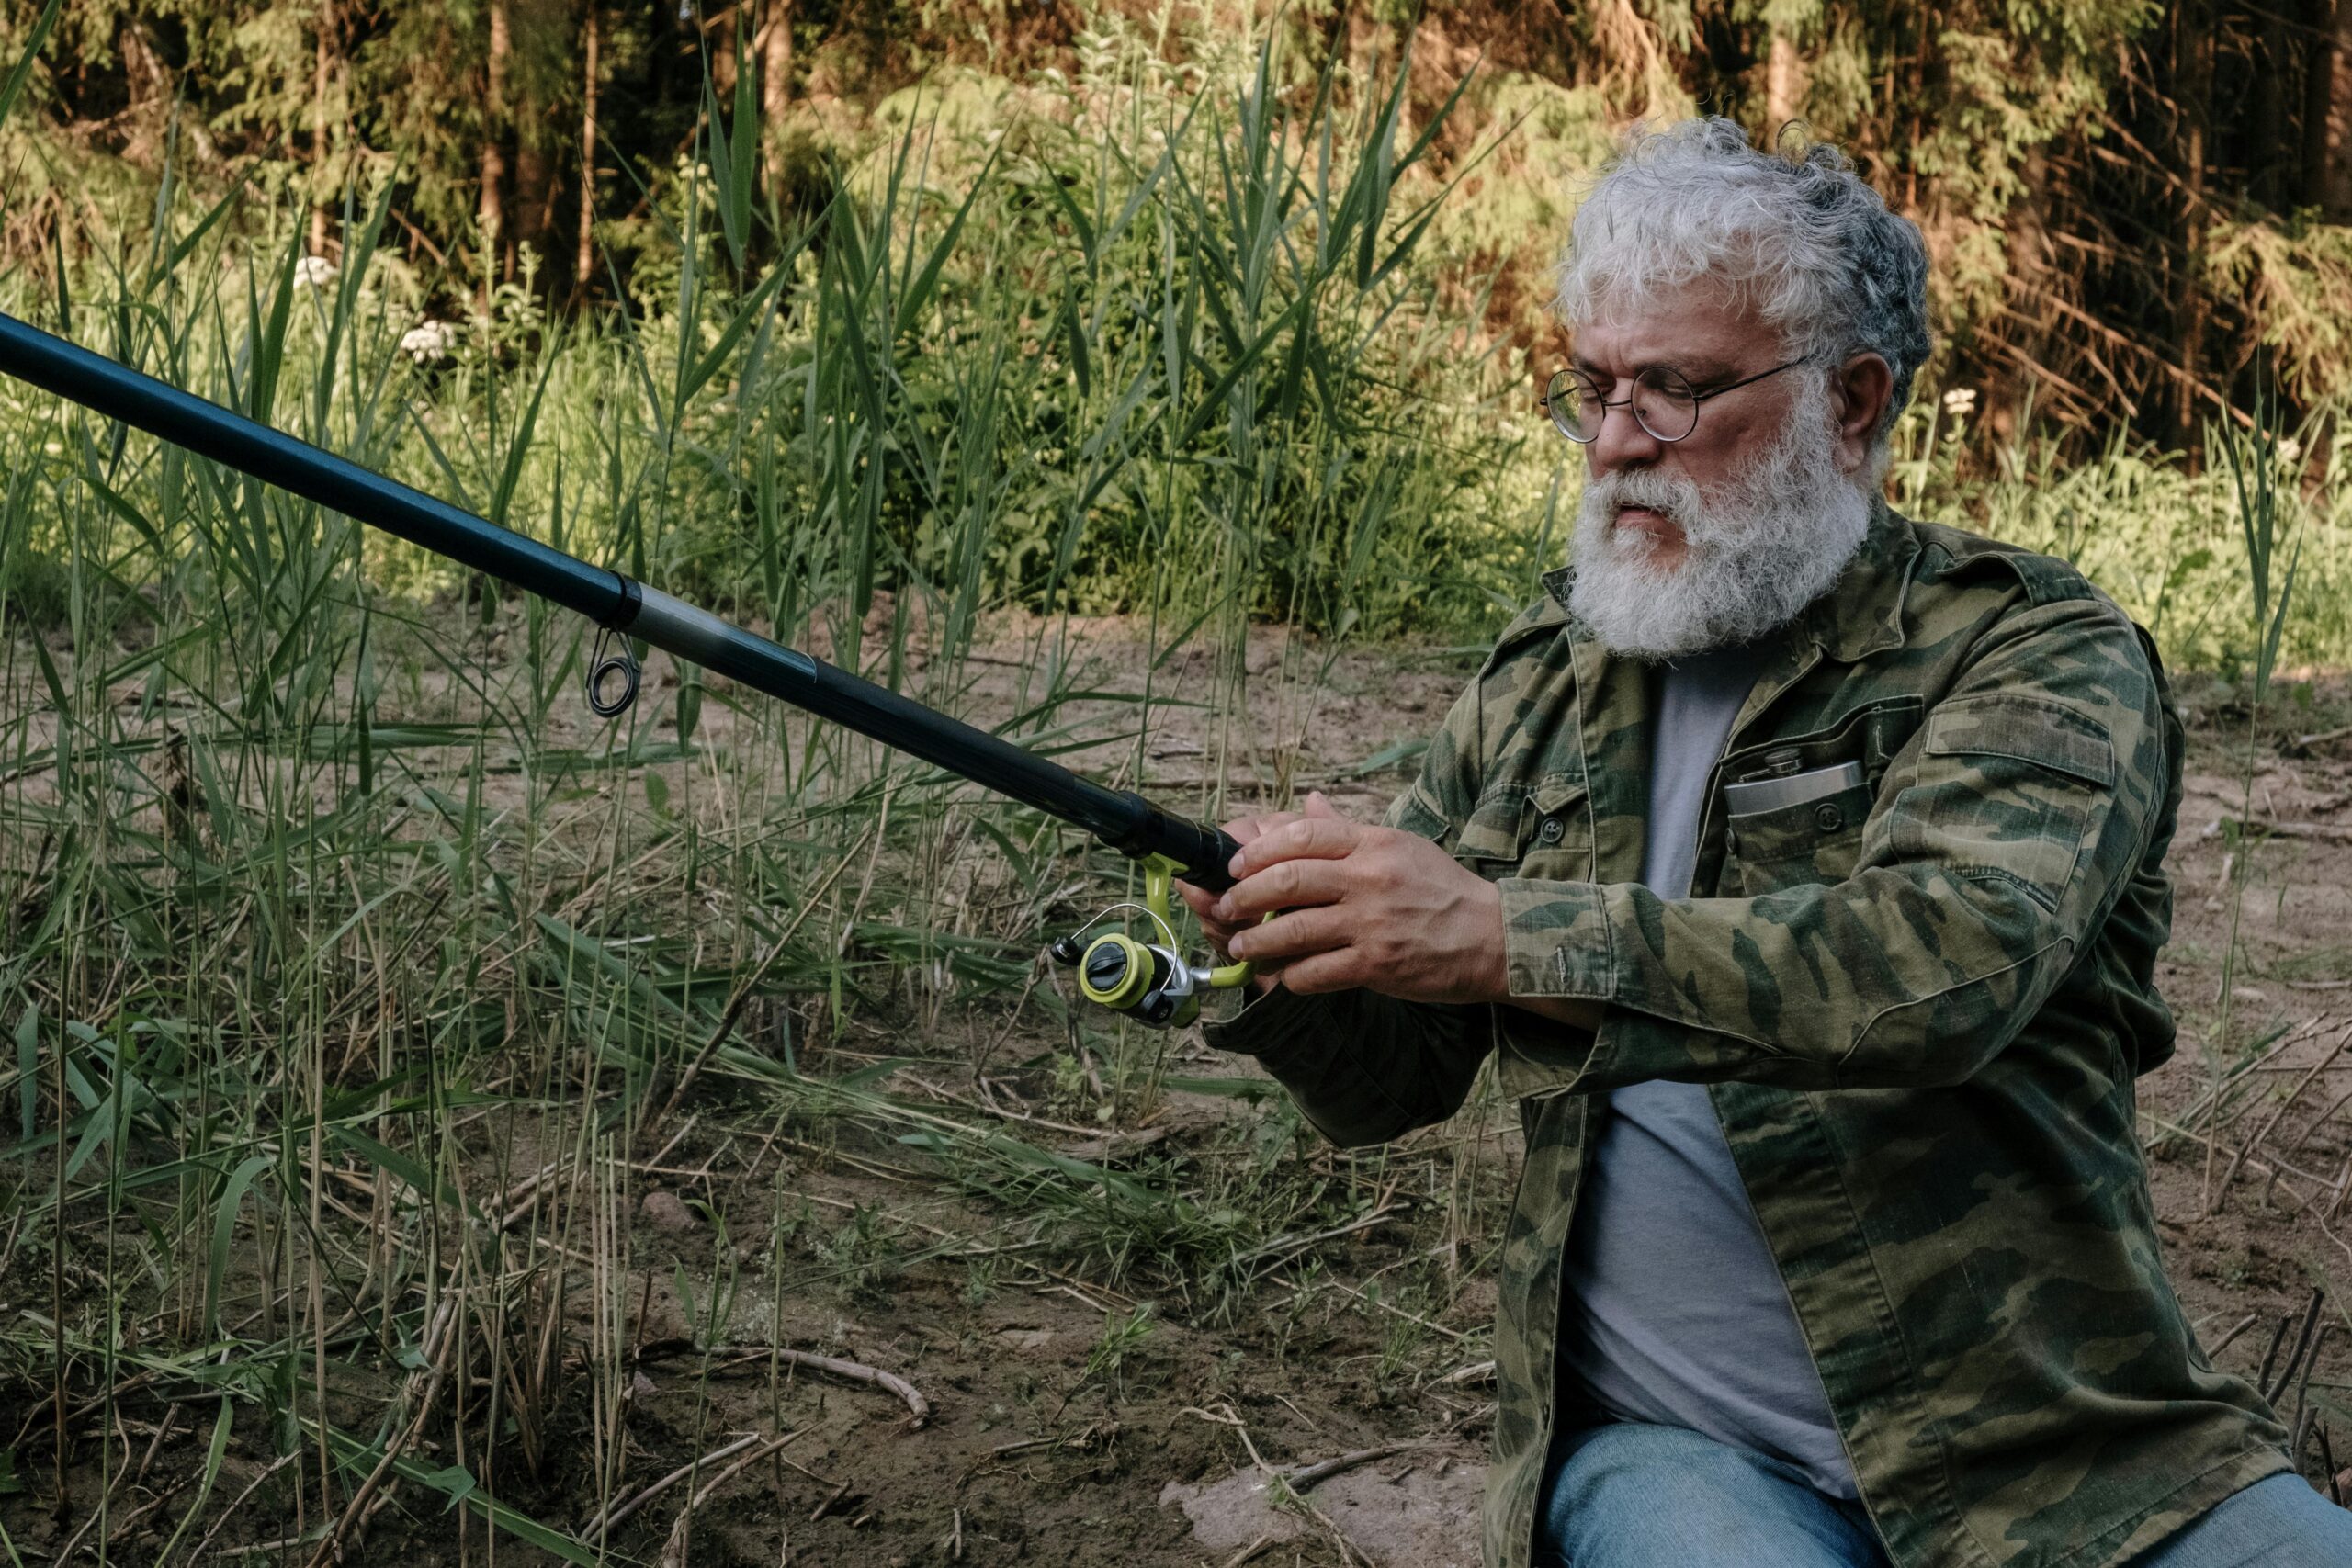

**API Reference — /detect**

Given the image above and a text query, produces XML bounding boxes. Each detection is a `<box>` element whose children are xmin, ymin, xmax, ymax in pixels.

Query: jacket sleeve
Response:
<box><xmin>1200</xmin><ymin>677</ymin><xmax>1504</xmax><ymax>1146</ymax></box>
<box><xmin>1495</xmin><ymin>594</ymin><xmax>2171</xmax><ymax>1092</ymax></box>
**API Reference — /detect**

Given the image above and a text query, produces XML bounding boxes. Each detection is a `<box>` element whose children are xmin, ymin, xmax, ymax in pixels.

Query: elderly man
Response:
<box><xmin>1177</xmin><ymin>120</ymin><xmax>2352</xmax><ymax>1568</ymax></box>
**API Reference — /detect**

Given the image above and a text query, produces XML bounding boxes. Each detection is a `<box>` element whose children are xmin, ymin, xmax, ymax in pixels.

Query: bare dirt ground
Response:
<box><xmin>4</xmin><ymin>608</ymin><xmax>2351</xmax><ymax>1566</ymax></box>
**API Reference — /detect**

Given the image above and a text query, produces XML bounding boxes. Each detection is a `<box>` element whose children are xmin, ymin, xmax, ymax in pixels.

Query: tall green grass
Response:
<box><xmin>0</xmin><ymin>21</ymin><xmax>1535</xmax><ymax>1559</ymax></box>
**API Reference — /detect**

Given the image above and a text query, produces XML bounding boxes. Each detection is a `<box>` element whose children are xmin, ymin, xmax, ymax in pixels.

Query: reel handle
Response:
<box><xmin>1047</xmin><ymin>850</ymin><xmax>1258</xmax><ymax>1029</ymax></box>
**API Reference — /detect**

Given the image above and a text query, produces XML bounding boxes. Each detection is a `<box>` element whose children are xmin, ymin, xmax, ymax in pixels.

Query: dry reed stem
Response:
<box><xmin>657</xmin><ymin>1430</ymin><xmax>806</xmax><ymax>1568</ymax></box>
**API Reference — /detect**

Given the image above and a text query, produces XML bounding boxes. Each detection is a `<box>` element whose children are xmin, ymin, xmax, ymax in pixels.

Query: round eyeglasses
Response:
<box><xmin>1540</xmin><ymin>358</ymin><xmax>1813</xmax><ymax>444</ymax></box>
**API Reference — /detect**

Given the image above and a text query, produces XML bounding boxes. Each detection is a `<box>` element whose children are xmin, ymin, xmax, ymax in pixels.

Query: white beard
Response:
<box><xmin>1566</xmin><ymin>392</ymin><xmax>1872</xmax><ymax>660</ymax></box>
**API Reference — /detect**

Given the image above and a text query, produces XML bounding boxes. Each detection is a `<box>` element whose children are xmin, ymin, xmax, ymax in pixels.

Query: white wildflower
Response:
<box><xmin>1940</xmin><ymin>387</ymin><xmax>1977</xmax><ymax>418</ymax></box>
<box><xmin>399</xmin><ymin>320</ymin><xmax>459</xmax><ymax>363</ymax></box>
<box><xmin>2278</xmin><ymin>437</ymin><xmax>2302</xmax><ymax>464</ymax></box>
<box><xmin>294</xmin><ymin>255</ymin><xmax>338</xmax><ymax>288</ymax></box>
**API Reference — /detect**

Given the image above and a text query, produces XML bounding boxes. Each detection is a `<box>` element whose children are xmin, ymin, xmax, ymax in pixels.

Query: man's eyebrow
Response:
<box><xmin>1571</xmin><ymin>355</ymin><xmax>1740</xmax><ymax>382</ymax></box>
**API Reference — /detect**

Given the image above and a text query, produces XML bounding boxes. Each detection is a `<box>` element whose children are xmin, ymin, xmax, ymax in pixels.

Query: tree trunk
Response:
<box><xmin>578</xmin><ymin>3</ymin><xmax>599</xmax><ymax>289</ymax></box>
<box><xmin>762</xmin><ymin>0</ymin><xmax>793</xmax><ymax>197</ymax></box>
<box><xmin>2317</xmin><ymin>0</ymin><xmax>2352</xmax><ymax>219</ymax></box>
<box><xmin>2176</xmin><ymin>3</ymin><xmax>2211</xmax><ymax>461</ymax></box>
<box><xmin>481</xmin><ymin>0</ymin><xmax>512</xmax><ymax>293</ymax></box>
<box><xmin>1766</xmin><ymin>28</ymin><xmax>1803</xmax><ymax>134</ymax></box>
<box><xmin>1995</xmin><ymin>143</ymin><xmax>2053</xmax><ymax>443</ymax></box>
<box><xmin>2252</xmin><ymin>7</ymin><xmax>2286</xmax><ymax>209</ymax></box>
<box><xmin>516</xmin><ymin>118</ymin><xmax>550</xmax><ymax>274</ymax></box>
<box><xmin>311</xmin><ymin>2</ymin><xmax>334</xmax><ymax>257</ymax></box>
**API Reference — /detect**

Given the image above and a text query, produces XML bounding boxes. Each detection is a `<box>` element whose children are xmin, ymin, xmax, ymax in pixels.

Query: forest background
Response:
<box><xmin>10</xmin><ymin>0</ymin><xmax>2352</xmax><ymax>658</ymax></box>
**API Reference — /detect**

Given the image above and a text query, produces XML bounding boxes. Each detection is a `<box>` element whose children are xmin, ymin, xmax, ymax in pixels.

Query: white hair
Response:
<box><xmin>1555</xmin><ymin>118</ymin><xmax>1932</xmax><ymax>461</ymax></box>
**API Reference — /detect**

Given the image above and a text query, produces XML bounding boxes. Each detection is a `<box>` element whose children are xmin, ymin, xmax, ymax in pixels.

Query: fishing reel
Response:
<box><xmin>1046</xmin><ymin>854</ymin><xmax>1252</xmax><ymax>1028</ymax></box>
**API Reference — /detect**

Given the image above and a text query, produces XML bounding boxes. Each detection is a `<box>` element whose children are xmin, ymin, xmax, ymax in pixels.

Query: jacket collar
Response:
<box><xmin>1535</xmin><ymin>496</ymin><xmax>1922</xmax><ymax>667</ymax></box>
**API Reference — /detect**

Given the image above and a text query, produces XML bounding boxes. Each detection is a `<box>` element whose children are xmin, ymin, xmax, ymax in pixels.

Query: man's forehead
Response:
<box><xmin>1570</xmin><ymin>282</ymin><xmax>1763</xmax><ymax>372</ymax></box>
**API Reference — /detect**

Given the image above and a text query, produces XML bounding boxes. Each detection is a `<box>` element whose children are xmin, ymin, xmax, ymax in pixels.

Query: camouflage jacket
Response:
<box><xmin>1204</xmin><ymin>502</ymin><xmax>2290</xmax><ymax>1568</ymax></box>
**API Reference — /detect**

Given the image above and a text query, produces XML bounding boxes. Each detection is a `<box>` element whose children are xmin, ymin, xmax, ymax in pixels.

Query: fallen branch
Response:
<box><xmin>635</xmin><ymin>1340</ymin><xmax>931</xmax><ymax>1426</ymax></box>
<box><xmin>2292</xmin><ymin>723</ymin><xmax>2352</xmax><ymax>750</ymax></box>
<box><xmin>1283</xmin><ymin>1440</ymin><xmax>1439</xmax><ymax>1490</ymax></box>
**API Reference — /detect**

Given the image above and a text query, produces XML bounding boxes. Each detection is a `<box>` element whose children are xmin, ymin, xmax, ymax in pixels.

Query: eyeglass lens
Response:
<box><xmin>1544</xmin><ymin>367</ymin><xmax>1701</xmax><ymax>443</ymax></box>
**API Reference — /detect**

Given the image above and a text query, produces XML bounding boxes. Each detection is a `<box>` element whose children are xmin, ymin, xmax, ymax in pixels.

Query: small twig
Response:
<box><xmin>1283</xmin><ymin>1440</ymin><xmax>1438</xmax><ymax>1490</ymax></box>
<box><xmin>1275</xmin><ymin>1271</ymin><xmax>1468</xmax><ymax>1342</ymax></box>
<box><xmin>186</xmin><ymin>1450</ymin><xmax>302</xmax><ymax>1563</ymax></box>
<box><xmin>637</xmin><ymin>1341</ymin><xmax>930</xmax><ymax>1425</ymax></box>
<box><xmin>2207</xmin><ymin>1313</ymin><xmax>2263</xmax><ymax>1358</ymax></box>
<box><xmin>588</xmin><ymin>1431</ymin><xmax>767</xmax><ymax>1539</ymax></box>
<box><xmin>660</xmin><ymin>1432</ymin><xmax>804</xmax><ymax>1568</ymax></box>
<box><xmin>2212</xmin><ymin>1033</ymin><xmax>2346</xmax><ymax>1204</ymax></box>
<box><xmin>1181</xmin><ymin>1404</ymin><xmax>1364</xmax><ymax>1568</ymax></box>
<box><xmin>2264</xmin><ymin>1290</ymin><xmax>2325</xmax><ymax>1406</ymax></box>
<box><xmin>2209</xmin><ymin>815</ymin><xmax>2352</xmax><ymax>845</ymax></box>
<box><xmin>2256</xmin><ymin>1314</ymin><xmax>2296</xmax><ymax>1396</ymax></box>
<box><xmin>1219</xmin><ymin>1534</ymin><xmax>1278</xmax><ymax>1568</ymax></box>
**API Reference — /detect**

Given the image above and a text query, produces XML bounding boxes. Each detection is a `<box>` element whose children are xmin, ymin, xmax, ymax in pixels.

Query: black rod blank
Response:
<box><xmin>0</xmin><ymin>310</ymin><xmax>1239</xmax><ymax>892</ymax></box>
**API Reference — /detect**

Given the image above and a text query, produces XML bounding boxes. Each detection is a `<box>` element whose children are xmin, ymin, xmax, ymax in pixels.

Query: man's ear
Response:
<box><xmin>1831</xmin><ymin>353</ymin><xmax>1894</xmax><ymax>474</ymax></box>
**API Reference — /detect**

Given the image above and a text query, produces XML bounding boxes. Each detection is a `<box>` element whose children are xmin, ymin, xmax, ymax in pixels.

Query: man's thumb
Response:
<box><xmin>1303</xmin><ymin>790</ymin><xmax>1336</xmax><ymax>818</ymax></box>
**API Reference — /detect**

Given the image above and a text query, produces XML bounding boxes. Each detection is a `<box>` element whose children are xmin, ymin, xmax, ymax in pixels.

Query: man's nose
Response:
<box><xmin>1585</xmin><ymin>398</ymin><xmax>1665</xmax><ymax>474</ymax></box>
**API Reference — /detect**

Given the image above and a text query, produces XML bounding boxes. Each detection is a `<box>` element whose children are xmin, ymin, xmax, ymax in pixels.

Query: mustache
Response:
<box><xmin>1584</xmin><ymin>468</ymin><xmax>1708</xmax><ymax>541</ymax></box>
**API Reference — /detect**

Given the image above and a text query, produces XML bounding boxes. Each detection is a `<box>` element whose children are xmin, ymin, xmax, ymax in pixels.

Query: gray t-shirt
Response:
<box><xmin>1555</xmin><ymin>642</ymin><xmax>1860</xmax><ymax>1499</ymax></box>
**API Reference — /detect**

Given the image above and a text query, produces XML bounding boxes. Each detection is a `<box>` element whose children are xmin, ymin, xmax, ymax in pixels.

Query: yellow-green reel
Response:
<box><xmin>1047</xmin><ymin>853</ymin><xmax>1254</xmax><ymax>1029</ymax></box>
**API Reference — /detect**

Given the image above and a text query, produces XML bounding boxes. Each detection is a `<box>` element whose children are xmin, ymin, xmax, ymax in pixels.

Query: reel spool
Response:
<box><xmin>1046</xmin><ymin>854</ymin><xmax>1252</xmax><ymax>1029</ymax></box>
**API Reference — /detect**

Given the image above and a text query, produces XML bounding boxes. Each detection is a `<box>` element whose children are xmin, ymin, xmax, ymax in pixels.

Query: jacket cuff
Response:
<box><xmin>1497</xmin><ymin>878</ymin><xmax>1618</xmax><ymax>998</ymax></box>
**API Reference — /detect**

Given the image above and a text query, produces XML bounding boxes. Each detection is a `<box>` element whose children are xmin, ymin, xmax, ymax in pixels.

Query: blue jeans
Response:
<box><xmin>1537</xmin><ymin>1420</ymin><xmax>2352</xmax><ymax>1567</ymax></box>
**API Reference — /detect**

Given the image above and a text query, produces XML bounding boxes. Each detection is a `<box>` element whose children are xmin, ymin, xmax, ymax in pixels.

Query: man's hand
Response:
<box><xmin>1177</xmin><ymin>792</ymin><xmax>1606</xmax><ymax>1032</ymax></box>
<box><xmin>1187</xmin><ymin>792</ymin><xmax>1510</xmax><ymax>1004</ymax></box>
<box><xmin>1174</xmin><ymin>804</ymin><xmax>1309</xmax><ymax>996</ymax></box>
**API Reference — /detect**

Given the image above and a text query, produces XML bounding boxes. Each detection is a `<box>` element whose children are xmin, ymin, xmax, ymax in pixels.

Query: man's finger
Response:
<box><xmin>1229</xmin><ymin>816</ymin><xmax>1361</xmax><ymax>877</ymax></box>
<box><xmin>1270</xmin><ymin>947</ymin><xmax>1360</xmax><ymax>996</ymax></box>
<box><xmin>1224</xmin><ymin>808</ymin><xmax>1304</xmax><ymax>848</ymax></box>
<box><xmin>1218</xmin><ymin>858</ymin><xmax>1350</xmax><ymax>922</ymax></box>
<box><xmin>1227</xmin><ymin>904</ymin><xmax>1350</xmax><ymax>965</ymax></box>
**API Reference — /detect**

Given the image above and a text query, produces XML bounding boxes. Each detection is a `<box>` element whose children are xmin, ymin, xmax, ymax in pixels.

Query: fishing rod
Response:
<box><xmin>0</xmin><ymin>310</ymin><xmax>1248</xmax><ymax>1028</ymax></box>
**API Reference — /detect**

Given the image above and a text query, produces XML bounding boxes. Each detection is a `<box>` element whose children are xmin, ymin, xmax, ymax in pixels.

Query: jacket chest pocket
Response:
<box><xmin>1725</xmin><ymin>779</ymin><xmax>1875</xmax><ymax>897</ymax></box>
<box><xmin>1719</xmin><ymin>696</ymin><xmax>1920</xmax><ymax>898</ymax></box>
<box><xmin>1453</xmin><ymin>773</ymin><xmax>1593</xmax><ymax>884</ymax></box>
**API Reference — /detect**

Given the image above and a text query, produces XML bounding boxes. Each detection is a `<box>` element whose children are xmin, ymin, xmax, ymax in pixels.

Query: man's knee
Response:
<box><xmin>2126</xmin><ymin>1472</ymin><xmax>2352</xmax><ymax>1567</ymax></box>
<box><xmin>1540</xmin><ymin>1422</ymin><xmax>1885</xmax><ymax>1568</ymax></box>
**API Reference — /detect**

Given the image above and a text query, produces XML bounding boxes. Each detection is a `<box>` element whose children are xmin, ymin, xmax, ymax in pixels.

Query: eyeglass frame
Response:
<box><xmin>1538</xmin><ymin>356</ymin><xmax>1818</xmax><ymax>445</ymax></box>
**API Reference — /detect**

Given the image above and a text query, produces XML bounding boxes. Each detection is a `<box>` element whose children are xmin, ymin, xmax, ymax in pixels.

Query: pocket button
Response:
<box><xmin>1538</xmin><ymin>816</ymin><xmax>1565</xmax><ymax>844</ymax></box>
<box><xmin>1814</xmin><ymin>802</ymin><xmax>1845</xmax><ymax>832</ymax></box>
